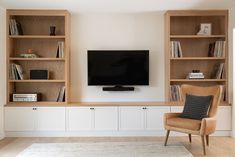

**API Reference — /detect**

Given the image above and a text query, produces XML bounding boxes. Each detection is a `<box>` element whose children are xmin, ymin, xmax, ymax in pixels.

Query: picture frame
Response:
<box><xmin>197</xmin><ymin>23</ymin><xmax>212</xmax><ymax>35</ymax></box>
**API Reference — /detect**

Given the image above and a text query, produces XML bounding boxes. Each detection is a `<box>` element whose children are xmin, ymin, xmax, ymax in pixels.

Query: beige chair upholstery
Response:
<box><xmin>164</xmin><ymin>84</ymin><xmax>223</xmax><ymax>155</ymax></box>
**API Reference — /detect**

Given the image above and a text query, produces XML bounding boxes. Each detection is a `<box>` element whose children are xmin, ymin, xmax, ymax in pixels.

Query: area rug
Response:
<box><xmin>16</xmin><ymin>142</ymin><xmax>193</xmax><ymax>157</ymax></box>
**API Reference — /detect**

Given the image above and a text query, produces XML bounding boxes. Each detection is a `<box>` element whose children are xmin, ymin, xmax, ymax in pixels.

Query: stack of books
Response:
<box><xmin>20</xmin><ymin>53</ymin><xmax>38</xmax><ymax>58</ymax></box>
<box><xmin>56</xmin><ymin>41</ymin><xmax>64</xmax><ymax>58</ymax></box>
<box><xmin>10</xmin><ymin>63</ymin><xmax>24</xmax><ymax>80</ymax></box>
<box><xmin>211</xmin><ymin>63</ymin><xmax>224</xmax><ymax>79</ymax></box>
<box><xmin>9</xmin><ymin>19</ymin><xmax>23</xmax><ymax>35</ymax></box>
<box><xmin>170</xmin><ymin>85</ymin><xmax>182</xmax><ymax>101</ymax></box>
<box><xmin>57</xmin><ymin>86</ymin><xmax>65</xmax><ymax>102</ymax></box>
<box><xmin>171</xmin><ymin>41</ymin><xmax>183</xmax><ymax>58</ymax></box>
<box><xmin>187</xmin><ymin>72</ymin><xmax>205</xmax><ymax>79</ymax></box>
<box><xmin>208</xmin><ymin>41</ymin><xmax>226</xmax><ymax>57</ymax></box>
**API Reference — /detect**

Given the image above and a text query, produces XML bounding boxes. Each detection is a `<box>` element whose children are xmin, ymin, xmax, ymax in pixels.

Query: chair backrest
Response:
<box><xmin>181</xmin><ymin>84</ymin><xmax>223</xmax><ymax>117</ymax></box>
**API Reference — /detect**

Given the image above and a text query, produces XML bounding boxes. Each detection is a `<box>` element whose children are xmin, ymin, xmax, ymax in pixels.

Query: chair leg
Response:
<box><xmin>201</xmin><ymin>135</ymin><xmax>206</xmax><ymax>155</ymax></box>
<box><xmin>164</xmin><ymin>130</ymin><xmax>170</xmax><ymax>146</ymax></box>
<box><xmin>206</xmin><ymin>135</ymin><xmax>209</xmax><ymax>146</ymax></box>
<box><xmin>188</xmin><ymin>134</ymin><xmax>192</xmax><ymax>143</ymax></box>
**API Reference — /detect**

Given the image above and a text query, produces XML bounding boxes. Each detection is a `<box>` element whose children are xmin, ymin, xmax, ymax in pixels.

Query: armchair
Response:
<box><xmin>164</xmin><ymin>84</ymin><xmax>223</xmax><ymax>155</ymax></box>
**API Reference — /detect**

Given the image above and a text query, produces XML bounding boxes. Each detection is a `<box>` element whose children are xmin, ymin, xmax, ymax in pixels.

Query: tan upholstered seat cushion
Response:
<box><xmin>166</xmin><ymin>117</ymin><xmax>201</xmax><ymax>131</ymax></box>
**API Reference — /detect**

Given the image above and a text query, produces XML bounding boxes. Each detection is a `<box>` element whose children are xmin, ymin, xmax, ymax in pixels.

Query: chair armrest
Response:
<box><xmin>200</xmin><ymin>117</ymin><xmax>216</xmax><ymax>135</ymax></box>
<box><xmin>164</xmin><ymin>112</ymin><xmax>181</xmax><ymax>126</ymax></box>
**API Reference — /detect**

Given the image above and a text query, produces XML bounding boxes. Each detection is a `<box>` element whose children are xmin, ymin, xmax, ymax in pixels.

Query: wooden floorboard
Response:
<box><xmin>0</xmin><ymin>136</ymin><xmax>234</xmax><ymax>157</ymax></box>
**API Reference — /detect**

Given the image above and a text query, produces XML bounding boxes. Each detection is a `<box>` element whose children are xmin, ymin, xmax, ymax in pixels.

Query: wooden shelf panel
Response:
<box><xmin>5</xmin><ymin>102</ymin><xmax>66</xmax><ymax>106</ymax></box>
<box><xmin>9</xmin><ymin>80</ymin><xmax>65</xmax><ymax>83</ymax></box>
<box><xmin>9</xmin><ymin>58</ymin><xmax>65</xmax><ymax>61</ymax></box>
<box><xmin>9</xmin><ymin>35</ymin><xmax>65</xmax><ymax>39</ymax></box>
<box><xmin>170</xmin><ymin>57</ymin><xmax>225</xmax><ymax>60</ymax></box>
<box><xmin>170</xmin><ymin>79</ymin><xmax>226</xmax><ymax>82</ymax></box>
<box><xmin>4</xmin><ymin>101</ymin><xmax>231</xmax><ymax>107</ymax></box>
<box><xmin>170</xmin><ymin>35</ymin><xmax>225</xmax><ymax>38</ymax></box>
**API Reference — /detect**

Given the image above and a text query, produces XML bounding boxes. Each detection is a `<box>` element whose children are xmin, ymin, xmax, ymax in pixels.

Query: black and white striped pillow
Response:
<box><xmin>180</xmin><ymin>94</ymin><xmax>213</xmax><ymax>120</ymax></box>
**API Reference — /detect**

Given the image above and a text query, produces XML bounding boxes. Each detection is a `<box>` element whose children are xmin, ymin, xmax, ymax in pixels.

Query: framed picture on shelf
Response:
<box><xmin>197</xmin><ymin>23</ymin><xmax>212</xmax><ymax>35</ymax></box>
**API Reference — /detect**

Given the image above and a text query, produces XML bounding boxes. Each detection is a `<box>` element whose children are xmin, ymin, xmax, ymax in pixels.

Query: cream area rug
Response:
<box><xmin>16</xmin><ymin>142</ymin><xmax>193</xmax><ymax>157</ymax></box>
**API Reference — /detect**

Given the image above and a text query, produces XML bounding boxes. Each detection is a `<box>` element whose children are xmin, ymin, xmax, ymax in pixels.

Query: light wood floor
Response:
<box><xmin>0</xmin><ymin>136</ymin><xmax>235</xmax><ymax>157</ymax></box>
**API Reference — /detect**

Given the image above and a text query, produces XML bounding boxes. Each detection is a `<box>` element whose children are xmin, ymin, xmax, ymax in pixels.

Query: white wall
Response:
<box><xmin>70</xmin><ymin>12</ymin><xmax>165</xmax><ymax>102</ymax></box>
<box><xmin>0</xmin><ymin>6</ymin><xmax>6</xmax><ymax>139</ymax></box>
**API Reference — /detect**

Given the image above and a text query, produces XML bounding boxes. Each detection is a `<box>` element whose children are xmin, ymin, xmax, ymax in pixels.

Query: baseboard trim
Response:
<box><xmin>5</xmin><ymin>130</ymin><xmax>232</xmax><ymax>137</ymax></box>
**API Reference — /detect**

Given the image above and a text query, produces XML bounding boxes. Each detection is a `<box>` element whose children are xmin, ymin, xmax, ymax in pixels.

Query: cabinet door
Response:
<box><xmin>67</xmin><ymin>107</ymin><xmax>93</xmax><ymax>131</ymax></box>
<box><xmin>94</xmin><ymin>107</ymin><xmax>118</xmax><ymax>131</ymax></box>
<box><xmin>36</xmin><ymin>107</ymin><xmax>66</xmax><ymax>131</ymax></box>
<box><xmin>119</xmin><ymin>107</ymin><xmax>145</xmax><ymax>131</ymax></box>
<box><xmin>5</xmin><ymin>107</ymin><xmax>35</xmax><ymax>131</ymax></box>
<box><xmin>216</xmin><ymin>106</ymin><xmax>232</xmax><ymax>130</ymax></box>
<box><xmin>145</xmin><ymin>107</ymin><xmax>170</xmax><ymax>131</ymax></box>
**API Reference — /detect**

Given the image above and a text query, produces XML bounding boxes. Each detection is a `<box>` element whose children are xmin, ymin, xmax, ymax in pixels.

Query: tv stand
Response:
<box><xmin>103</xmin><ymin>85</ymin><xmax>134</xmax><ymax>91</ymax></box>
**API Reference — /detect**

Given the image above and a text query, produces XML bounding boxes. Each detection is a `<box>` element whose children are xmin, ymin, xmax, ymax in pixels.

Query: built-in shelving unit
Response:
<box><xmin>165</xmin><ymin>10</ymin><xmax>229</xmax><ymax>104</ymax></box>
<box><xmin>6</xmin><ymin>9</ymin><xmax>70</xmax><ymax>104</ymax></box>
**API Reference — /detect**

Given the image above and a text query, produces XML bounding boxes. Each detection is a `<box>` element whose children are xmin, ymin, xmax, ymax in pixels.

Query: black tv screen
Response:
<box><xmin>88</xmin><ymin>50</ymin><xmax>149</xmax><ymax>86</ymax></box>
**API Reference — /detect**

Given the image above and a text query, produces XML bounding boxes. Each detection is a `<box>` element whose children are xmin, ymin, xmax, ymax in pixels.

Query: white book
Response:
<box><xmin>10</xmin><ymin>64</ymin><xmax>15</xmax><ymax>80</ymax></box>
<box><xmin>171</xmin><ymin>41</ymin><xmax>174</xmax><ymax>58</ymax></box>
<box><xmin>222</xmin><ymin>41</ymin><xmax>226</xmax><ymax>57</ymax></box>
<box><xmin>214</xmin><ymin>41</ymin><xmax>218</xmax><ymax>57</ymax></box>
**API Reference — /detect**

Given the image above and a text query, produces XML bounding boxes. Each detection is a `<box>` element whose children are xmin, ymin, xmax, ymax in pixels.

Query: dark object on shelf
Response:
<box><xmin>50</xmin><ymin>26</ymin><xmax>56</xmax><ymax>36</ymax></box>
<box><xmin>12</xmin><ymin>93</ymin><xmax>41</xmax><ymax>102</ymax></box>
<box><xmin>192</xmin><ymin>69</ymin><xmax>200</xmax><ymax>73</ymax></box>
<box><xmin>103</xmin><ymin>85</ymin><xmax>135</xmax><ymax>91</ymax></box>
<box><xmin>30</xmin><ymin>70</ymin><xmax>49</xmax><ymax>80</ymax></box>
<box><xmin>208</xmin><ymin>43</ymin><xmax>215</xmax><ymax>57</ymax></box>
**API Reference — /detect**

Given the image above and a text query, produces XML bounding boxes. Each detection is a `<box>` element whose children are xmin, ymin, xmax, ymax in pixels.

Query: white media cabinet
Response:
<box><xmin>4</xmin><ymin>104</ymin><xmax>232</xmax><ymax>137</ymax></box>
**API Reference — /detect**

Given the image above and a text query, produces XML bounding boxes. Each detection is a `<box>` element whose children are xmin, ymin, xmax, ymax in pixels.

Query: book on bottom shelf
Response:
<box><xmin>170</xmin><ymin>85</ymin><xmax>182</xmax><ymax>101</ymax></box>
<box><xmin>57</xmin><ymin>86</ymin><xmax>65</xmax><ymax>102</ymax></box>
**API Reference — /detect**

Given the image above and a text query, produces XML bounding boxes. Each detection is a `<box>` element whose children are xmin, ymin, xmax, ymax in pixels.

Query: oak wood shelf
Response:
<box><xmin>170</xmin><ymin>35</ymin><xmax>225</xmax><ymax>38</ymax></box>
<box><xmin>6</xmin><ymin>9</ymin><xmax>70</xmax><ymax>104</ymax></box>
<box><xmin>165</xmin><ymin>10</ymin><xmax>229</xmax><ymax>103</ymax></box>
<box><xmin>4</xmin><ymin>101</ymin><xmax>231</xmax><ymax>107</ymax></box>
<box><xmin>170</xmin><ymin>57</ymin><xmax>225</xmax><ymax>60</ymax></box>
<box><xmin>9</xmin><ymin>80</ymin><xmax>66</xmax><ymax>83</ymax></box>
<box><xmin>170</xmin><ymin>79</ymin><xmax>226</xmax><ymax>82</ymax></box>
<box><xmin>9</xmin><ymin>35</ymin><xmax>66</xmax><ymax>39</ymax></box>
<box><xmin>9</xmin><ymin>58</ymin><xmax>65</xmax><ymax>61</ymax></box>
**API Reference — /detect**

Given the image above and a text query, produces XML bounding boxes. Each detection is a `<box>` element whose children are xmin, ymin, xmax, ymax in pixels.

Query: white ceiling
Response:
<box><xmin>0</xmin><ymin>0</ymin><xmax>235</xmax><ymax>13</ymax></box>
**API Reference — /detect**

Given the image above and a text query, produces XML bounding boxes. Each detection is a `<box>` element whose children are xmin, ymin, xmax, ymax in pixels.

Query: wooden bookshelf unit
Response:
<box><xmin>165</xmin><ymin>10</ymin><xmax>229</xmax><ymax>104</ymax></box>
<box><xmin>6</xmin><ymin>9</ymin><xmax>70</xmax><ymax>104</ymax></box>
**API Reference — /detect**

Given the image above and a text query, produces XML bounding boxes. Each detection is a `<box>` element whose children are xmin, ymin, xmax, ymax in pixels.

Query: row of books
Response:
<box><xmin>9</xmin><ymin>19</ymin><xmax>23</xmax><ymax>35</ymax></box>
<box><xmin>10</xmin><ymin>63</ymin><xmax>24</xmax><ymax>80</ymax></box>
<box><xmin>170</xmin><ymin>85</ymin><xmax>182</xmax><ymax>101</ymax></box>
<box><xmin>56</xmin><ymin>41</ymin><xmax>64</xmax><ymax>58</ymax></box>
<box><xmin>208</xmin><ymin>41</ymin><xmax>226</xmax><ymax>57</ymax></box>
<box><xmin>170</xmin><ymin>41</ymin><xmax>183</xmax><ymax>58</ymax></box>
<box><xmin>170</xmin><ymin>85</ymin><xmax>226</xmax><ymax>102</ymax></box>
<box><xmin>211</xmin><ymin>63</ymin><xmax>224</xmax><ymax>79</ymax></box>
<box><xmin>57</xmin><ymin>86</ymin><xmax>65</xmax><ymax>102</ymax></box>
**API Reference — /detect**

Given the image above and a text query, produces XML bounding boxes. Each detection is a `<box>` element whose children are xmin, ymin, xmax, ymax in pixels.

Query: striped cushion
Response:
<box><xmin>180</xmin><ymin>94</ymin><xmax>213</xmax><ymax>120</ymax></box>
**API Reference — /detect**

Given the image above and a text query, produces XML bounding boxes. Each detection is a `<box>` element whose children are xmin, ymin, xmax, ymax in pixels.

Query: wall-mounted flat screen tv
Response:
<box><xmin>88</xmin><ymin>50</ymin><xmax>149</xmax><ymax>86</ymax></box>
